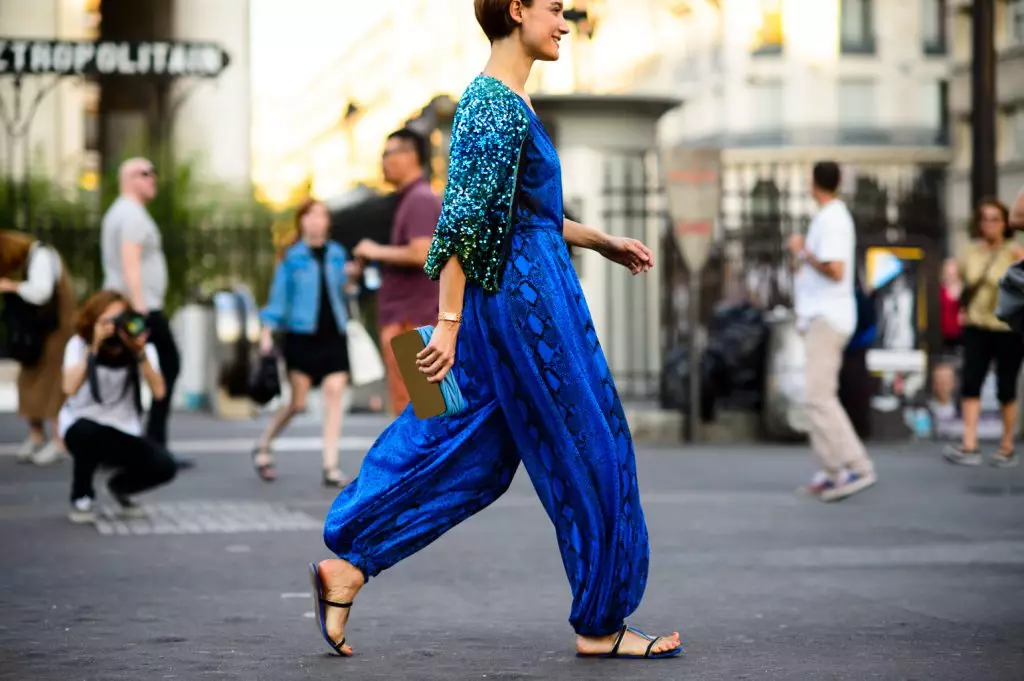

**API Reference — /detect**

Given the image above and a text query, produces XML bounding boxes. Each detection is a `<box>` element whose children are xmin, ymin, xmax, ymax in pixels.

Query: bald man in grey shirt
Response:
<box><xmin>100</xmin><ymin>158</ymin><xmax>194</xmax><ymax>469</ymax></box>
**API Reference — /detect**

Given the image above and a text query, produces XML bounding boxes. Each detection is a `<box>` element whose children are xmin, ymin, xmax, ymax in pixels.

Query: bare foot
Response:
<box><xmin>317</xmin><ymin>559</ymin><xmax>365</xmax><ymax>656</ymax></box>
<box><xmin>576</xmin><ymin>627</ymin><xmax>682</xmax><ymax>657</ymax></box>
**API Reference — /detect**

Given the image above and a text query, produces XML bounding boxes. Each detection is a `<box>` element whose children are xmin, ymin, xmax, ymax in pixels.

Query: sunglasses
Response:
<box><xmin>381</xmin><ymin>147</ymin><xmax>413</xmax><ymax>159</ymax></box>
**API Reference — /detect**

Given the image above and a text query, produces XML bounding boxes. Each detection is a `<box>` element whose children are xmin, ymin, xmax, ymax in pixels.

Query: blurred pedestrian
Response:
<box><xmin>838</xmin><ymin>279</ymin><xmax>876</xmax><ymax>440</ymax></box>
<box><xmin>0</xmin><ymin>230</ymin><xmax>75</xmax><ymax>465</ymax></box>
<box><xmin>100</xmin><ymin>157</ymin><xmax>194</xmax><ymax>470</ymax></box>
<box><xmin>943</xmin><ymin>198</ymin><xmax>1024</xmax><ymax>468</ymax></box>
<box><xmin>257</xmin><ymin>198</ymin><xmax>359</xmax><ymax>487</ymax></box>
<box><xmin>352</xmin><ymin>128</ymin><xmax>441</xmax><ymax>416</ymax></box>
<box><xmin>310</xmin><ymin>0</ymin><xmax>681</xmax><ymax>662</ymax></box>
<box><xmin>61</xmin><ymin>290</ymin><xmax>176</xmax><ymax>523</ymax></box>
<box><xmin>789</xmin><ymin>161</ymin><xmax>877</xmax><ymax>502</ymax></box>
<box><xmin>939</xmin><ymin>257</ymin><xmax>963</xmax><ymax>354</ymax></box>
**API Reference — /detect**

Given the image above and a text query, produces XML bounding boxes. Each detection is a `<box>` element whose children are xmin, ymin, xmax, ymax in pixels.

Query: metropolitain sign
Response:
<box><xmin>0</xmin><ymin>39</ymin><xmax>230</xmax><ymax>78</ymax></box>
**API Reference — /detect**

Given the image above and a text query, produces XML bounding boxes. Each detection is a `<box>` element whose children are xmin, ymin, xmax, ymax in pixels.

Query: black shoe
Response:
<box><xmin>109</xmin><ymin>489</ymin><xmax>147</xmax><ymax>519</ymax></box>
<box><xmin>172</xmin><ymin>454</ymin><xmax>197</xmax><ymax>470</ymax></box>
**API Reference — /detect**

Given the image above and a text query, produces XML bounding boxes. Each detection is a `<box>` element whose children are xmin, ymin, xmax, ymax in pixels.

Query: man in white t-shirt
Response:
<box><xmin>788</xmin><ymin>161</ymin><xmax>877</xmax><ymax>502</ymax></box>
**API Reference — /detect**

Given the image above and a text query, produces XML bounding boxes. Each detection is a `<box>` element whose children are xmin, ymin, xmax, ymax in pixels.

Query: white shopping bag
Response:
<box><xmin>347</xmin><ymin>318</ymin><xmax>386</xmax><ymax>387</ymax></box>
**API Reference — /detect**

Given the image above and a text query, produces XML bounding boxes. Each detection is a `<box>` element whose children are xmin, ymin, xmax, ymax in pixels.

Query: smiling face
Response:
<box><xmin>514</xmin><ymin>0</ymin><xmax>570</xmax><ymax>61</ymax></box>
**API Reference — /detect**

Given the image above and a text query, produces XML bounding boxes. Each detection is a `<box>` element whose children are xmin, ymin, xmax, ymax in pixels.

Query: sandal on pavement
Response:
<box><xmin>322</xmin><ymin>468</ymin><xmax>351</xmax><ymax>488</ymax></box>
<box><xmin>991</xmin><ymin>448</ymin><xmax>1019</xmax><ymax>468</ymax></box>
<box><xmin>576</xmin><ymin>625</ymin><xmax>684</xmax><ymax>660</ymax></box>
<box><xmin>251</xmin><ymin>446</ymin><xmax>276</xmax><ymax>482</ymax></box>
<box><xmin>308</xmin><ymin>561</ymin><xmax>353</xmax><ymax>657</ymax></box>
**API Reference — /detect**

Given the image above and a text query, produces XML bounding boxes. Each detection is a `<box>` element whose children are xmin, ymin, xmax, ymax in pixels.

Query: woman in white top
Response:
<box><xmin>0</xmin><ymin>230</ymin><xmax>76</xmax><ymax>465</ymax></box>
<box><xmin>61</xmin><ymin>289</ymin><xmax>177</xmax><ymax>523</ymax></box>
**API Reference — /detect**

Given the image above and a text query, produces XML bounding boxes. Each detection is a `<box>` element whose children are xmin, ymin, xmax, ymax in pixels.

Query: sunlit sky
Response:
<box><xmin>249</xmin><ymin>0</ymin><xmax>393</xmax><ymax>98</ymax></box>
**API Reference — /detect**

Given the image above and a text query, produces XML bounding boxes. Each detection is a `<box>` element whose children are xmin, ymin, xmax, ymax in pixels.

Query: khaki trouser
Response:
<box><xmin>803</xmin><ymin>318</ymin><xmax>875</xmax><ymax>478</ymax></box>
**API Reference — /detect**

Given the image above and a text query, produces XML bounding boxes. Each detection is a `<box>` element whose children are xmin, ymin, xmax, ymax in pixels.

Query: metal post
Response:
<box><xmin>971</xmin><ymin>0</ymin><xmax>997</xmax><ymax>206</ymax></box>
<box><xmin>688</xmin><ymin>280</ymin><xmax>701</xmax><ymax>443</ymax></box>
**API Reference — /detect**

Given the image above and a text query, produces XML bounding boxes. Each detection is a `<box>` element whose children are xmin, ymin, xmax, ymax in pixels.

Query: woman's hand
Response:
<box><xmin>91</xmin><ymin>315</ymin><xmax>117</xmax><ymax>353</ymax></box>
<box><xmin>596</xmin><ymin>236</ymin><xmax>654</xmax><ymax>275</ymax></box>
<box><xmin>0</xmin><ymin>278</ymin><xmax>19</xmax><ymax>293</ymax></box>
<box><xmin>259</xmin><ymin>328</ymin><xmax>274</xmax><ymax>355</ymax></box>
<box><xmin>344</xmin><ymin>261</ymin><xmax>363</xmax><ymax>278</ymax></box>
<box><xmin>119</xmin><ymin>330</ymin><xmax>150</xmax><ymax>359</ymax></box>
<box><xmin>417</xmin><ymin>322</ymin><xmax>459</xmax><ymax>384</ymax></box>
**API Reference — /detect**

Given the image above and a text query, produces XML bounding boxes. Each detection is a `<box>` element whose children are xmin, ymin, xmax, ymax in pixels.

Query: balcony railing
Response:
<box><xmin>675</xmin><ymin>126</ymin><xmax>950</xmax><ymax>149</ymax></box>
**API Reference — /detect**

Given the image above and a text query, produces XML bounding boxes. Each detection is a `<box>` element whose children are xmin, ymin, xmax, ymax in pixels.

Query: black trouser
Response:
<box><xmin>65</xmin><ymin>419</ymin><xmax>177</xmax><ymax>501</ymax></box>
<box><xmin>839</xmin><ymin>348</ymin><xmax>873</xmax><ymax>440</ymax></box>
<box><xmin>145</xmin><ymin>310</ymin><xmax>179</xmax><ymax>446</ymax></box>
<box><xmin>960</xmin><ymin>326</ymin><xmax>1024</xmax><ymax>404</ymax></box>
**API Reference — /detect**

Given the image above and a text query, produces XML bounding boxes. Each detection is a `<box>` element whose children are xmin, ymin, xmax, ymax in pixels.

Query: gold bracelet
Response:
<box><xmin>438</xmin><ymin>312</ymin><xmax>463</xmax><ymax>324</ymax></box>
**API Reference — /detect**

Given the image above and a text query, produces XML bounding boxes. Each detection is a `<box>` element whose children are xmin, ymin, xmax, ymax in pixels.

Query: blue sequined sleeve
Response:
<box><xmin>424</xmin><ymin>76</ymin><xmax>530</xmax><ymax>293</ymax></box>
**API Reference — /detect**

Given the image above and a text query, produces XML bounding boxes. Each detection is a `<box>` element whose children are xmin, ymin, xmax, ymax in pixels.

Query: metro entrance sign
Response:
<box><xmin>662</xmin><ymin>147</ymin><xmax>721</xmax><ymax>443</ymax></box>
<box><xmin>0</xmin><ymin>39</ymin><xmax>230</xmax><ymax>78</ymax></box>
<box><xmin>663</xmin><ymin>147</ymin><xmax>720</xmax><ymax>274</ymax></box>
<box><xmin>0</xmin><ymin>37</ymin><xmax>231</xmax><ymax>228</ymax></box>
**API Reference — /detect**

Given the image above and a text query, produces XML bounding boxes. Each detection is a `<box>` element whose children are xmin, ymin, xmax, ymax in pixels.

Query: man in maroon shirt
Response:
<box><xmin>354</xmin><ymin>128</ymin><xmax>441</xmax><ymax>415</ymax></box>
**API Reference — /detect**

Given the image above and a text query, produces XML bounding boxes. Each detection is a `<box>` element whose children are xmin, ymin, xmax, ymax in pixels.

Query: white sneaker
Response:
<box><xmin>16</xmin><ymin>439</ymin><xmax>42</xmax><ymax>464</ymax></box>
<box><xmin>69</xmin><ymin>497</ymin><xmax>96</xmax><ymax>524</ymax></box>
<box><xmin>31</xmin><ymin>441</ymin><xmax>62</xmax><ymax>466</ymax></box>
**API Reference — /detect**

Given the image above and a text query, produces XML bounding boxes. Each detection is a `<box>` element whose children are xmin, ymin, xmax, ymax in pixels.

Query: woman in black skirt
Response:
<box><xmin>256</xmin><ymin>198</ymin><xmax>359</xmax><ymax>486</ymax></box>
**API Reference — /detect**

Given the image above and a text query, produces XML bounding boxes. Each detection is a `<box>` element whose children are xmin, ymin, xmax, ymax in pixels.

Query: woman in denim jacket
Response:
<box><xmin>255</xmin><ymin>198</ymin><xmax>358</xmax><ymax>487</ymax></box>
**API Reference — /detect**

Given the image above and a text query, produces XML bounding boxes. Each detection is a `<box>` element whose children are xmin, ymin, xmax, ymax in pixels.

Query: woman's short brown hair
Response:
<box><xmin>75</xmin><ymin>289</ymin><xmax>131</xmax><ymax>344</ymax></box>
<box><xmin>973</xmin><ymin>196</ymin><xmax>1012</xmax><ymax>239</ymax></box>
<box><xmin>0</xmin><ymin>230</ymin><xmax>35</xmax><ymax>278</ymax></box>
<box><xmin>475</xmin><ymin>0</ymin><xmax>533</xmax><ymax>42</ymax></box>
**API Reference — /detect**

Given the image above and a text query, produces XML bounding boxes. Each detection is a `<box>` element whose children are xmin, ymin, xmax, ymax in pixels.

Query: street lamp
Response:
<box><xmin>566</xmin><ymin>0</ymin><xmax>608</xmax><ymax>36</ymax></box>
<box><xmin>563</xmin><ymin>0</ymin><xmax>604</xmax><ymax>89</ymax></box>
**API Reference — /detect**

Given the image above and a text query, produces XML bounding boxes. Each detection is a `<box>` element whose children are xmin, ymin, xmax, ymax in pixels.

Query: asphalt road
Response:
<box><xmin>0</xmin><ymin>411</ymin><xmax>1021</xmax><ymax>680</ymax></box>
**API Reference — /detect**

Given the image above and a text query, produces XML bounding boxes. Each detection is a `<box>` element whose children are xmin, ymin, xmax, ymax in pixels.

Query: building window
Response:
<box><xmin>751</xmin><ymin>0</ymin><xmax>784</xmax><ymax>56</ymax></box>
<box><xmin>752</xmin><ymin>80</ymin><xmax>784</xmax><ymax>130</ymax></box>
<box><xmin>1013</xmin><ymin>106</ymin><xmax>1024</xmax><ymax>159</ymax></box>
<box><xmin>838</xmin><ymin>79</ymin><xmax>877</xmax><ymax>129</ymax></box>
<box><xmin>938</xmin><ymin>80</ymin><xmax>950</xmax><ymax>144</ymax></box>
<box><xmin>1008</xmin><ymin>0</ymin><xmax>1024</xmax><ymax>47</ymax></box>
<box><xmin>840</xmin><ymin>0</ymin><xmax>876</xmax><ymax>54</ymax></box>
<box><xmin>83</xmin><ymin>87</ymin><xmax>100</xmax><ymax>153</ymax></box>
<box><xmin>922</xmin><ymin>0</ymin><xmax>946</xmax><ymax>54</ymax></box>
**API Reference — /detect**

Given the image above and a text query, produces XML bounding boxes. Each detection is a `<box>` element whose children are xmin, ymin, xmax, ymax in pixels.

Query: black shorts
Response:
<box><xmin>959</xmin><ymin>326</ymin><xmax>1024</xmax><ymax>404</ymax></box>
<box><xmin>282</xmin><ymin>332</ymin><xmax>349</xmax><ymax>387</ymax></box>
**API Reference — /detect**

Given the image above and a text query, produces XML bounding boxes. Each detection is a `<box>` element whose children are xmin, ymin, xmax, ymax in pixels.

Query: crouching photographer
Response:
<box><xmin>60</xmin><ymin>290</ymin><xmax>177</xmax><ymax>523</ymax></box>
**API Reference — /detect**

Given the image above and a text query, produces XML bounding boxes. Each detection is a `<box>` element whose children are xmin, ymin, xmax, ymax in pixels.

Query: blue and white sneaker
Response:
<box><xmin>819</xmin><ymin>470</ymin><xmax>877</xmax><ymax>502</ymax></box>
<box><xmin>797</xmin><ymin>471</ymin><xmax>834</xmax><ymax>498</ymax></box>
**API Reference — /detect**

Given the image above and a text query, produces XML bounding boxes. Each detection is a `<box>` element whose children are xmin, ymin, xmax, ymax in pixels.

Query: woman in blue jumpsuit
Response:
<box><xmin>310</xmin><ymin>0</ymin><xmax>682</xmax><ymax>661</ymax></box>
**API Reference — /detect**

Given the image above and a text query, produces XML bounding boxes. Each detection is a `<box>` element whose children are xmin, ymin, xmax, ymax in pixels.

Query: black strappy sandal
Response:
<box><xmin>576</xmin><ymin>624</ymin><xmax>684</xmax><ymax>660</ymax></box>
<box><xmin>309</xmin><ymin>561</ymin><xmax>353</xmax><ymax>656</ymax></box>
<box><xmin>251</xmin><ymin>446</ymin><xmax>276</xmax><ymax>482</ymax></box>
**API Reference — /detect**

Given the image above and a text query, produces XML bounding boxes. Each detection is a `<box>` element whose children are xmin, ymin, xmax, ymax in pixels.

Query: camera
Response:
<box><xmin>114</xmin><ymin>310</ymin><xmax>147</xmax><ymax>338</ymax></box>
